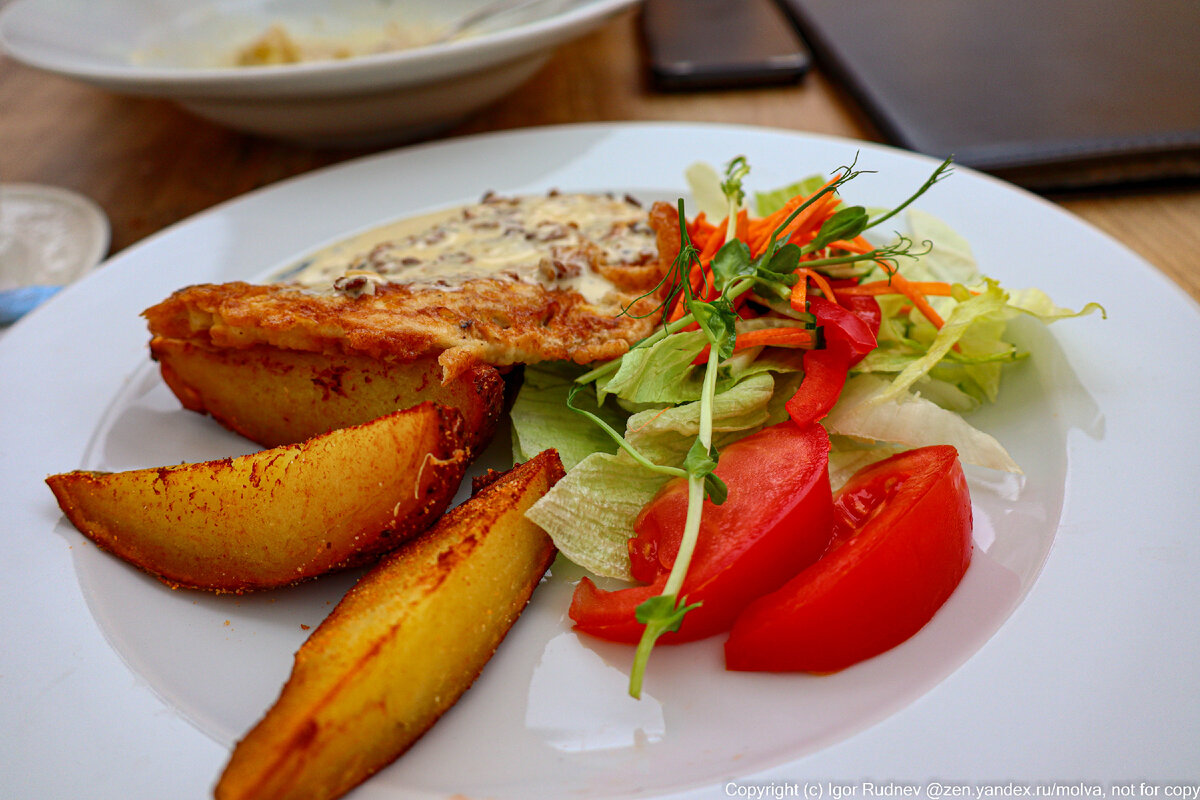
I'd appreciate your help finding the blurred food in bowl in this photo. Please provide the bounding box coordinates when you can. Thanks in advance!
[0,0,641,146]
[231,22,439,66]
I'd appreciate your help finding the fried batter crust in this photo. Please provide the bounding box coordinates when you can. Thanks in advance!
[143,197,683,379]
[144,277,664,379]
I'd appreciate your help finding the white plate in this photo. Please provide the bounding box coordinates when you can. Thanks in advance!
[0,0,638,145]
[2,123,1197,799]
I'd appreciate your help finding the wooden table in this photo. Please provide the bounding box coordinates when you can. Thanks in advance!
[3,9,1199,302]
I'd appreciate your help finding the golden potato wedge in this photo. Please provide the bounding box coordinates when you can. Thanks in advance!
[214,449,565,800]
[45,403,468,592]
[150,338,505,455]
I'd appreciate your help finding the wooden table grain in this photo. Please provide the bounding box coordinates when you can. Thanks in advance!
[3,9,1199,302]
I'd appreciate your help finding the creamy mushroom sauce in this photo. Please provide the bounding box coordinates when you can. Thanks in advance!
[285,192,659,307]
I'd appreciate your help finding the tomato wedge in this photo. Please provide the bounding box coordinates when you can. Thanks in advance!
[724,445,973,672]
[569,422,834,644]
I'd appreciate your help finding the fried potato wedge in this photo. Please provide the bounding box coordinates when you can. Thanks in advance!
[150,338,505,455]
[45,403,468,592]
[214,449,565,800]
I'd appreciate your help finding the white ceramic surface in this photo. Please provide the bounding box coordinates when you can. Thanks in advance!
[0,0,639,145]
[2,123,1197,800]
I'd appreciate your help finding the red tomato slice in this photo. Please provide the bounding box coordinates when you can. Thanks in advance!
[724,445,973,672]
[569,422,834,644]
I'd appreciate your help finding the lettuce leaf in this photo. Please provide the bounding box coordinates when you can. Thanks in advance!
[903,208,984,285]
[688,162,833,219]
[511,362,629,471]
[1006,287,1106,322]
[685,161,730,220]
[824,374,1021,473]
[872,278,1012,404]
[523,451,671,580]
[526,372,781,579]
[854,210,1101,409]
[827,437,908,490]
[597,330,708,405]
[597,320,810,409]
[626,372,777,462]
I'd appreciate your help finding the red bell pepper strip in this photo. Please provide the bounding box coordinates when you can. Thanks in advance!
[569,422,834,644]
[724,445,973,672]
[839,291,882,345]
[809,295,878,365]
[785,295,880,427]
[785,347,852,428]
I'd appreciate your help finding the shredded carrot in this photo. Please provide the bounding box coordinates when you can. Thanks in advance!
[802,268,839,305]
[700,218,727,260]
[668,180,853,327]
[818,236,963,333]
[694,326,819,364]
[789,276,807,314]
[747,176,842,255]
[690,224,719,255]
[750,192,838,256]
[789,267,841,314]
[666,219,725,323]
[737,327,819,348]
[781,193,839,249]
[748,196,803,246]
[838,280,956,297]
[889,271,946,329]
[667,270,699,322]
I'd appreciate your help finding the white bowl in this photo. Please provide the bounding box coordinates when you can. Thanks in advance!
[0,0,640,146]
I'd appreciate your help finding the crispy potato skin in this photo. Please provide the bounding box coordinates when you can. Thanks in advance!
[150,339,504,455]
[45,403,469,592]
[214,449,565,800]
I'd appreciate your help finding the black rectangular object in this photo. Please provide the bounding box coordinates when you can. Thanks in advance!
[779,0,1200,190]
[643,0,811,91]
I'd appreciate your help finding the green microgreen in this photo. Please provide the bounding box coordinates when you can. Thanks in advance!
[710,239,755,291]
[805,205,871,253]
[867,156,954,230]
[721,156,751,209]
[565,384,687,481]
[720,155,751,241]
[628,593,702,699]
[684,438,728,505]
[617,209,699,326]
[688,297,737,362]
